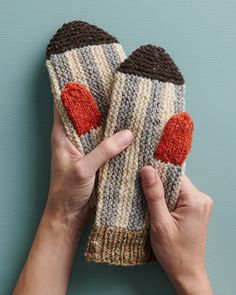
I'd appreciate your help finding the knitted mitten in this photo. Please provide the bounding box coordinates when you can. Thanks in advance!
[85,45,194,266]
[46,21,126,209]
[46,20,126,153]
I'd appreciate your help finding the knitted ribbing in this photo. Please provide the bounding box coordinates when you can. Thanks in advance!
[85,45,194,266]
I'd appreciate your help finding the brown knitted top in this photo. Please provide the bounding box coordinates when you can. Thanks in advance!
[118,45,184,85]
[46,20,118,58]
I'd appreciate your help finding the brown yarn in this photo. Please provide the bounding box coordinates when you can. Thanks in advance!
[46,20,118,58]
[85,225,155,266]
[118,45,184,85]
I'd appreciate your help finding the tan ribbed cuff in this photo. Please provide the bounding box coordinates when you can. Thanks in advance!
[85,225,155,266]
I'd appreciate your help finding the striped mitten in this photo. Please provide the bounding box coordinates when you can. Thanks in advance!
[46,20,126,154]
[85,45,194,266]
[46,21,126,209]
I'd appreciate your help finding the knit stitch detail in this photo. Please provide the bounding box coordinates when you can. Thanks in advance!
[46,20,126,221]
[118,45,184,85]
[46,20,126,154]
[154,112,194,165]
[85,225,154,266]
[61,82,101,136]
[86,45,193,265]
[46,20,118,58]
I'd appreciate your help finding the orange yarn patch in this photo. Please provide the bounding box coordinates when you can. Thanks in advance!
[154,112,194,166]
[61,82,101,136]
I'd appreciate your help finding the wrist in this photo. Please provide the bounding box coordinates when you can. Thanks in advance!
[43,203,86,243]
[45,191,89,235]
[13,204,82,295]
[42,210,80,244]
[170,269,213,295]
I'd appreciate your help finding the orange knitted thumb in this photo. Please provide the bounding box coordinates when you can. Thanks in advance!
[61,82,101,136]
[154,112,194,166]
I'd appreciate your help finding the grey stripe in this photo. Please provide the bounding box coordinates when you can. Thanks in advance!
[50,53,74,91]
[128,81,164,230]
[50,45,124,118]
[165,164,182,211]
[101,44,123,76]
[174,84,185,113]
[80,132,97,154]
[99,74,140,227]
[74,47,107,119]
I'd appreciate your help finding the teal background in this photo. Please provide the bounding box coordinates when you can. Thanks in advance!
[0,0,236,294]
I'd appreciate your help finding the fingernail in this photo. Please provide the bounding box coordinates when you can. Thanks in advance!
[117,129,133,145]
[141,167,156,186]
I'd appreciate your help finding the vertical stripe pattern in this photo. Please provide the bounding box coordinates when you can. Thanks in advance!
[47,43,126,155]
[97,74,140,226]
[128,81,163,230]
[115,78,152,227]
[86,44,191,266]
[96,75,186,230]
[153,160,183,211]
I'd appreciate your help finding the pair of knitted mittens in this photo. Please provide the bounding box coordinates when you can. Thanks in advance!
[46,20,194,266]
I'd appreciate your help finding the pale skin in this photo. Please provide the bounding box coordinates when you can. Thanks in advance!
[13,106,214,295]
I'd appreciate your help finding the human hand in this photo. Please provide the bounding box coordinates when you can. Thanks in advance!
[13,107,133,295]
[45,105,133,233]
[141,166,214,295]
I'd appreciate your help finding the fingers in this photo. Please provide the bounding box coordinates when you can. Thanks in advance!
[77,130,133,174]
[178,175,213,212]
[141,166,171,224]
[180,175,199,196]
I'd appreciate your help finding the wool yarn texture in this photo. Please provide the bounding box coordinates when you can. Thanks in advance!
[46,20,126,154]
[46,20,126,209]
[85,45,194,266]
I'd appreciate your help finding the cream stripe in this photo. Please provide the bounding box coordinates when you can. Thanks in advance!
[65,49,90,90]
[89,45,113,98]
[64,51,80,82]
[152,159,169,203]
[155,82,176,143]
[116,78,152,227]
[104,72,127,137]
[95,73,127,225]
[46,60,61,98]
[46,60,84,154]
[115,43,126,63]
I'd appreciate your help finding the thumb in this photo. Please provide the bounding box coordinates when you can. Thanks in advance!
[141,166,171,225]
[77,130,133,174]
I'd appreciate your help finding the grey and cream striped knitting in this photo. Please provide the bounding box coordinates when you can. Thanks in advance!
[85,45,194,266]
[46,20,126,154]
[46,21,126,210]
